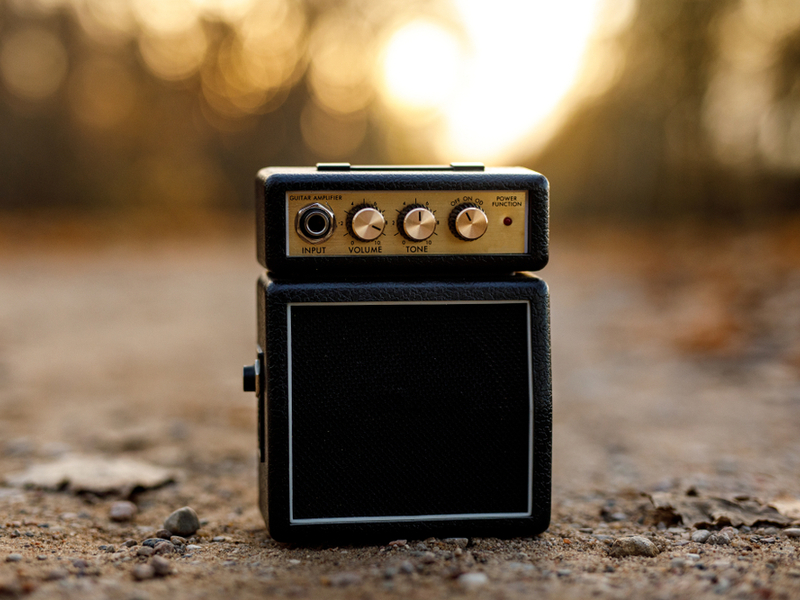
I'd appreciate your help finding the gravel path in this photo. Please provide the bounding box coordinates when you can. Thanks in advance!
[1,221,799,599]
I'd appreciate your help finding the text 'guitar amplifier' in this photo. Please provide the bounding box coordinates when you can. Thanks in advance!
[244,163,552,543]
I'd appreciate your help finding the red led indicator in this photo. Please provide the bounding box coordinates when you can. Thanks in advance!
[503,217,513,226]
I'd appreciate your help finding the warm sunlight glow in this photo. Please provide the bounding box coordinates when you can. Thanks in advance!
[377,0,611,162]
[0,27,68,101]
[379,20,463,113]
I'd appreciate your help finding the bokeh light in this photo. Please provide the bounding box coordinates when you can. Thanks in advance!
[300,100,367,158]
[308,11,375,115]
[138,26,208,81]
[68,56,137,130]
[378,19,463,115]
[702,0,800,172]
[74,0,137,46]
[0,27,68,101]
[132,0,199,35]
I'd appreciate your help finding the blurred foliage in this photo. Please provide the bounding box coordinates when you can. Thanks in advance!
[1,0,800,218]
[0,0,456,213]
[536,0,800,218]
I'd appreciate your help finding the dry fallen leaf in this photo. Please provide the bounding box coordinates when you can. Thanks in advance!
[4,454,178,497]
[647,492,792,528]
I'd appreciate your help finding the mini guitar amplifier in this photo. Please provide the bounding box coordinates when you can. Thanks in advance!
[244,164,552,543]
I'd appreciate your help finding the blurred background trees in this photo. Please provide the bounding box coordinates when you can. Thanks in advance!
[0,0,799,220]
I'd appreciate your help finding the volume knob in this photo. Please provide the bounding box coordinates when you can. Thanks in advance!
[398,204,436,241]
[449,203,488,241]
[348,205,385,241]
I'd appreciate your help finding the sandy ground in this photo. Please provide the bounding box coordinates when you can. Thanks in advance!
[1,218,800,599]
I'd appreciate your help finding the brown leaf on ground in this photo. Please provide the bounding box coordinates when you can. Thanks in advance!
[3,454,178,497]
[647,492,793,528]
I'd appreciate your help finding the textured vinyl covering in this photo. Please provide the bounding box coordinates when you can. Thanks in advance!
[256,275,552,542]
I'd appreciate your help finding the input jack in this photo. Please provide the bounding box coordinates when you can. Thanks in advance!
[296,203,335,244]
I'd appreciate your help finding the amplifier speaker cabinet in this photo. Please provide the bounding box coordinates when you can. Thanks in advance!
[244,164,552,544]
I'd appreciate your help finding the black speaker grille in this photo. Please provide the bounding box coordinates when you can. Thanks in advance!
[288,301,532,522]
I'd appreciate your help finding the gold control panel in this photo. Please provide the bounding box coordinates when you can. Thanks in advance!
[286,190,527,257]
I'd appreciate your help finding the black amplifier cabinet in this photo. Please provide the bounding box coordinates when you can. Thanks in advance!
[256,163,549,278]
[244,163,552,544]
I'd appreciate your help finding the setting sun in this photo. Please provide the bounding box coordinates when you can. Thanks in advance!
[377,0,609,162]
[379,20,463,114]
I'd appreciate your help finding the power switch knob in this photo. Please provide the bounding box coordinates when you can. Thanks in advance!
[449,203,488,241]
[398,204,436,241]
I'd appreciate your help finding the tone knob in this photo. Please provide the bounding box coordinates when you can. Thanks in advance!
[348,205,385,241]
[398,204,436,241]
[449,203,488,241]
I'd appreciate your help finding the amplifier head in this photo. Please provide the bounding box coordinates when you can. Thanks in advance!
[244,275,552,544]
[256,163,549,278]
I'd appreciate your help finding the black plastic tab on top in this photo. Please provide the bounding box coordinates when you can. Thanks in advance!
[316,163,485,172]
[316,163,351,171]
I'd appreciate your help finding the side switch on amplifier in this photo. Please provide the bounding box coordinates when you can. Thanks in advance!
[449,203,488,241]
[347,205,385,241]
[398,204,436,241]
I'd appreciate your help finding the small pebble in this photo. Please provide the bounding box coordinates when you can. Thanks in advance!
[326,572,361,587]
[444,538,469,548]
[109,501,138,523]
[420,551,436,564]
[212,536,229,543]
[186,545,202,551]
[384,566,398,579]
[686,553,701,560]
[388,539,407,547]
[122,539,138,548]
[670,557,686,568]
[609,512,627,521]
[154,541,175,556]
[608,536,659,558]
[783,528,800,538]
[136,547,154,557]
[150,555,173,576]
[132,563,155,581]
[163,507,200,537]
[706,532,731,546]
[0,579,21,597]
[5,554,22,563]
[142,538,168,548]
[156,529,172,540]
[399,561,414,574]
[43,569,68,581]
[71,559,89,569]
[170,536,187,546]
[691,530,711,543]
[37,555,47,561]
[593,535,614,543]
[458,572,489,590]
[100,545,116,553]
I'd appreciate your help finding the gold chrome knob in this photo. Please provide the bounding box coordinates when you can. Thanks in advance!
[348,206,385,241]
[449,204,488,241]
[398,204,436,241]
